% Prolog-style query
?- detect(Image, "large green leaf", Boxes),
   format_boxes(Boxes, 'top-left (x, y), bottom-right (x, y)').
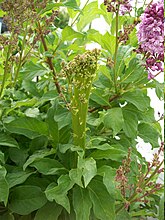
top-left (0, 151), bottom-right (4, 164)
top-left (90, 148), bottom-right (127, 162)
top-left (0, 133), bottom-right (19, 148)
top-left (46, 107), bottom-right (59, 145)
top-left (116, 209), bottom-right (131, 220)
top-left (23, 149), bottom-right (56, 170)
top-left (69, 168), bottom-right (83, 188)
top-left (103, 108), bottom-right (124, 137)
top-left (73, 186), bottom-right (92, 220)
top-left (6, 171), bottom-right (34, 188)
top-left (30, 158), bottom-right (66, 175)
top-left (138, 123), bottom-right (160, 148)
top-left (45, 175), bottom-right (74, 213)
top-left (120, 58), bottom-right (146, 84)
top-left (0, 166), bottom-right (9, 206)
top-left (122, 90), bottom-right (150, 112)
top-left (9, 185), bottom-right (47, 215)
top-left (63, 0), bottom-right (80, 10)
top-left (158, 195), bottom-right (164, 220)
top-left (122, 108), bottom-right (138, 138)
top-left (77, 1), bottom-right (100, 31)
top-left (88, 178), bottom-right (115, 220)
top-left (34, 202), bottom-right (62, 220)
top-left (0, 212), bottom-right (14, 220)
top-left (78, 157), bottom-right (97, 188)
top-left (62, 26), bottom-right (84, 41)
top-left (98, 166), bottom-right (116, 198)
top-left (115, 46), bottom-right (133, 77)
top-left (90, 88), bottom-right (111, 106)
top-left (20, 62), bottom-right (49, 80)
top-left (5, 117), bottom-right (49, 139)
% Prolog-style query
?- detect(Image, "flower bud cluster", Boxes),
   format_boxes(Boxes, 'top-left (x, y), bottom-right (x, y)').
top-left (115, 148), bottom-right (132, 197)
top-left (119, 19), bottom-right (139, 43)
top-left (62, 49), bottom-right (100, 94)
top-left (0, 0), bottom-right (58, 48)
top-left (115, 146), bottom-right (164, 208)
top-left (104, 0), bottom-right (132, 15)
top-left (137, 0), bottom-right (164, 79)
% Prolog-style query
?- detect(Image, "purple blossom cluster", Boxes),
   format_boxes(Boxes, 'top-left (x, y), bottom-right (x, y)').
top-left (137, 0), bottom-right (164, 79)
top-left (104, 0), bottom-right (132, 15)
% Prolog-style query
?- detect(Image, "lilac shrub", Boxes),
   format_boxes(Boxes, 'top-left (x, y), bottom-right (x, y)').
top-left (137, 0), bottom-right (164, 79)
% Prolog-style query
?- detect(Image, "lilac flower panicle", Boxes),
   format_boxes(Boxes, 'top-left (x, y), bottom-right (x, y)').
top-left (137, 0), bottom-right (164, 79)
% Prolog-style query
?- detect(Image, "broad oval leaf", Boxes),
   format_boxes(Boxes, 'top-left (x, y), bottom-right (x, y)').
top-left (34, 202), bottom-right (62, 220)
top-left (45, 175), bottom-right (74, 213)
top-left (122, 90), bottom-right (150, 112)
top-left (9, 185), bottom-right (47, 215)
top-left (88, 178), bottom-right (115, 220)
top-left (0, 133), bottom-right (19, 148)
top-left (138, 122), bottom-right (160, 148)
top-left (5, 117), bottom-right (49, 139)
top-left (0, 166), bottom-right (9, 206)
top-left (73, 186), bottom-right (92, 220)
top-left (90, 148), bottom-right (127, 162)
top-left (103, 108), bottom-right (124, 137)
top-left (30, 158), bottom-right (67, 175)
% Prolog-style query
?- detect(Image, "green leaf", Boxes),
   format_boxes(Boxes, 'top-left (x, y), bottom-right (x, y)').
top-left (122, 89), bottom-right (150, 111)
top-left (103, 108), bottom-right (124, 137)
top-left (46, 107), bottom-right (59, 145)
top-left (9, 185), bottom-right (47, 215)
top-left (102, 32), bottom-right (116, 55)
top-left (122, 108), bottom-right (138, 138)
top-left (98, 166), bottom-right (116, 198)
top-left (69, 168), bottom-right (83, 188)
top-left (20, 62), bottom-right (49, 80)
top-left (155, 81), bottom-right (164, 100)
top-left (8, 148), bottom-right (28, 166)
top-left (0, 166), bottom-right (9, 206)
top-left (62, 26), bottom-right (84, 41)
top-left (116, 209), bottom-right (131, 220)
top-left (6, 171), bottom-right (34, 188)
top-left (73, 186), bottom-right (92, 220)
top-left (90, 148), bottom-right (127, 162)
top-left (138, 123), bottom-right (160, 148)
top-left (88, 178), bottom-right (115, 220)
top-left (77, 1), bottom-right (100, 31)
top-left (120, 58), bottom-right (146, 84)
top-left (5, 117), bottom-right (49, 139)
top-left (22, 80), bottom-right (41, 97)
top-left (115, 46), bottom-right (133, 77)
top-left (78, 157), bottom-right (97, 188)
top-left (90, 88), bottom-right (110, 106)
top-left (30, 158), bottom-right (66, 175)
top-left (0, 212), bottom-right (14, 220)
top-left (23, 148), bottom-right (56, 170)
top-left (63, 0), bottom-right (80, 10)
top-left (0, 133), bottom-right (19, 148)
top-left (45, 175), bottom-right (74, 213)
top-left (158, 195), bottom-right (164, 220)
top-left (34, 202), bottom-right (62, 220)
top-left (0, 151), bottom-right (4, 163)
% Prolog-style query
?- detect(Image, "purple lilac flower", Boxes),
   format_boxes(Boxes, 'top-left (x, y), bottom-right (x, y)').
top-left (120, 1), bottom-right (132, 15)
top-left (137, 0), bottom-right (164, 79)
